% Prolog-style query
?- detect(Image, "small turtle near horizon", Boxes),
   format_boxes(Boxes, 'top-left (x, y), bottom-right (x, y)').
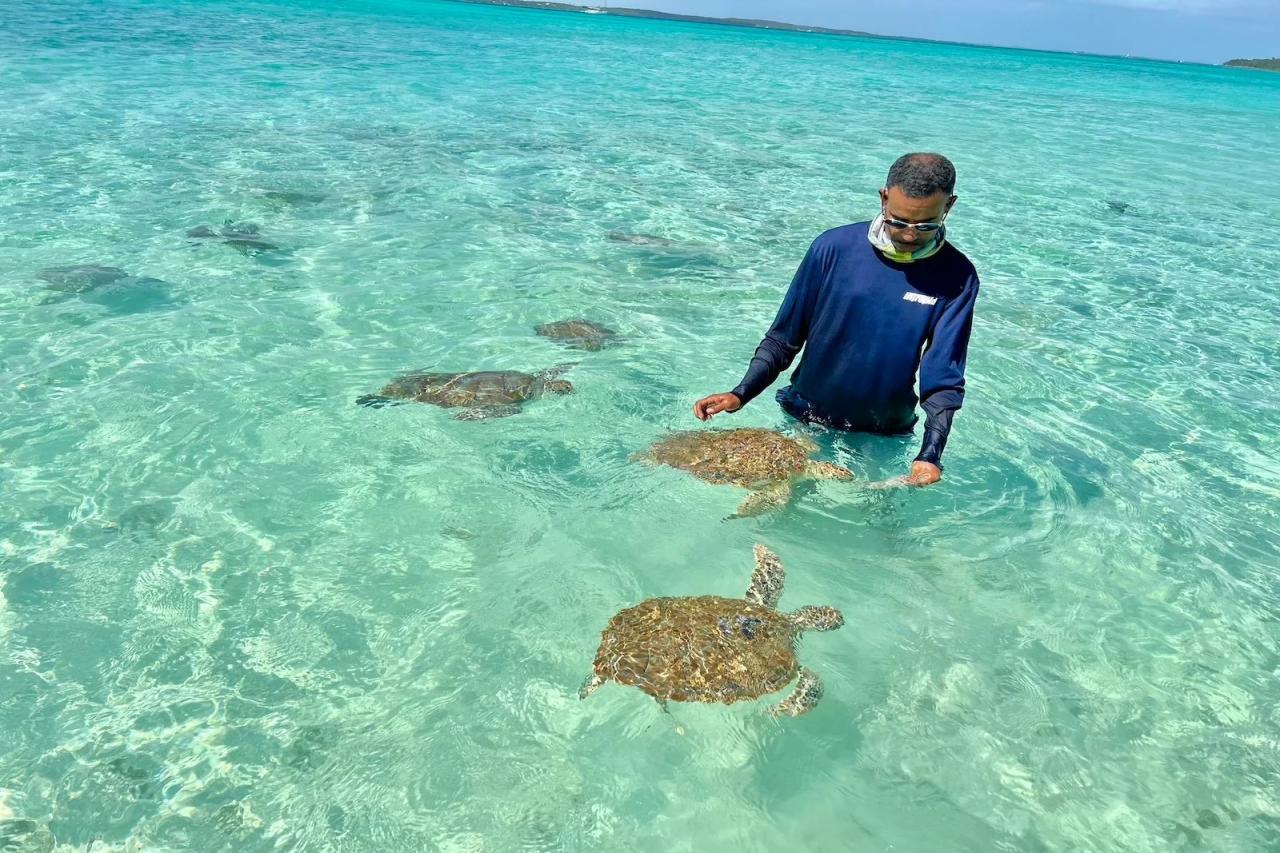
top-left (535, 318), bottom-right (618, 351)
top-left (637, 427), bottom-right (852, 516)
top-left (580, 543), bottom-right (843, 718)
top-left (356, 366), bottom-right (574, 420)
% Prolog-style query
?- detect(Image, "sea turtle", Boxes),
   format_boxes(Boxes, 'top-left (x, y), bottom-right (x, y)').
top-left (534, 318), bottom-right (618, 351)
top-left (580, 544), bottom-right (843, 718)
top-left (35, 266), bottom-right (172, 313)
top-left (260, 190), bottom-right (326, 206)
top-left (606, 231), bottom-right (675, 247)
top-left (638, 427), bottom-right (852, 516)
top-left (186, 221), bottom-right (280, 253)
top-left (36, 265), bottom-right (129, 293)
top-left (355, 366), bottom-right (573, 419)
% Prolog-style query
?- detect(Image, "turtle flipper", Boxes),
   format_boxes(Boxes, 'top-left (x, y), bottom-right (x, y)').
top-left (770, 668), bottom-right (823, 718)
top-left (579, 673), bottom-right (605, 699)
top-left (356, 394), bottom-right (401, 408)
top-left (733, 481), bottom-right (792, 517)
top-left (804, 460), bottom-right (853, 480)
top-left (787, 605), bottom-right (844, 632)
top-left (453, 404), bottom-right (522, 421)
top-left (745, 544), bottom-right (785, 608)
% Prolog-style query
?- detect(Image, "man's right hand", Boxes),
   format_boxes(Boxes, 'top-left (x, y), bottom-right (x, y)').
top-left (693, 392), bottom-right (743, 421)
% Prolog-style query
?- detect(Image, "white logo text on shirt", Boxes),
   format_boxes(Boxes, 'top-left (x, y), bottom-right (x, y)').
top-left (902, 292), bottom-right (938, 306)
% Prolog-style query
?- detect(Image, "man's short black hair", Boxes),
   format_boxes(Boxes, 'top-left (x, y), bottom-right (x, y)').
top-left (886, 153), bottom-right (956, 197)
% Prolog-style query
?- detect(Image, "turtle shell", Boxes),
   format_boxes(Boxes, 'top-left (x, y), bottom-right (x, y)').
top-left (645, 428), bottom-right (818, 487)
top-left (535, 319), bottom-right (616, 351)
top-left (591, 596), bottom-right (799, 704)
top-left (380, 371), bottom-right (540, 408)
top-left (36, 265), bottom-right (129, 293)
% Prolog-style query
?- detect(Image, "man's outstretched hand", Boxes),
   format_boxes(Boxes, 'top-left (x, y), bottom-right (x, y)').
top-left (693, 392), bottom-right (743, 421)
top-left (905, 460), bottom-right (942, 486)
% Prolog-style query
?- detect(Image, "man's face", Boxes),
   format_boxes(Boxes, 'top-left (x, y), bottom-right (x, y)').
top-left (878, 187), bottom-right (955, 254)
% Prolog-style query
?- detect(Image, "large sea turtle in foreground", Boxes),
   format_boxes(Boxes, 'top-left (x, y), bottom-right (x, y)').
top-left (580, 544), bottom-right (843, 718)
top-left (638, 427), bottom-right (852, 516)
top-left (534, 318), bottom-right (618, 351)
top-left (355, 366), bottom-right (573, 419)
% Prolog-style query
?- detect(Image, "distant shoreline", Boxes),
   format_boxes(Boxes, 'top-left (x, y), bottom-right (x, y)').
top-left (444, 0), bottom-right (1245, 67)
top-left (446, 0), bottom-right (875, 39)
top-left (1224, 58), bottom-right (1280, 72)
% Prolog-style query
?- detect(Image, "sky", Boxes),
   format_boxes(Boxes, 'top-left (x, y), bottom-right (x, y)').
top-left (562, 0), bottom-right (1280, 64)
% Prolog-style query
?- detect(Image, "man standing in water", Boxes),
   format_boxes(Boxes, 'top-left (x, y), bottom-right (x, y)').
top-left (694, 153), bottom-right (978, 486)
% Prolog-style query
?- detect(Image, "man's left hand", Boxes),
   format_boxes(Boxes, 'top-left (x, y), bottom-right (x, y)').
top-left (905, 461), bottom-right (942, 486)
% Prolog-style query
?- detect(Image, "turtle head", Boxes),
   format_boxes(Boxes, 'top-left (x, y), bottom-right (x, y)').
top-left (537, 363), bottom-right (577, 395)
top-left (789, 605), bottom-right (844, 632)
top-left (543, 379), bottom-right (573, 395)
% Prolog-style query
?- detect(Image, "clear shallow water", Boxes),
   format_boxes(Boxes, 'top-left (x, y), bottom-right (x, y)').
top-left (2, 0), bottom-right (1279, 849)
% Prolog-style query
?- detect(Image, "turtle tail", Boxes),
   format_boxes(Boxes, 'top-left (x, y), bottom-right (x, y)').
top-left (579, 673), bottom-right (606, 699)
top-left (745, 544), bottom-right (786, 608)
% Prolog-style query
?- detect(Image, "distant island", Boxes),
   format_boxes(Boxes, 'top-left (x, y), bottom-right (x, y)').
top-left (1224, 58), bottom-right (1280, 72)
top-left (448, 0), bottom-right (875, 39)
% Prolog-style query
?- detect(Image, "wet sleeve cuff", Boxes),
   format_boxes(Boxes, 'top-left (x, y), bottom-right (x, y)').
top-left (914, 429), bottom-right (948, 469)
top-left (914, 403), bottom-right (957, 468)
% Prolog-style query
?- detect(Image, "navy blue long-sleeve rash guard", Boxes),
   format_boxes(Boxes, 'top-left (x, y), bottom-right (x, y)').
top-left (731, 221), bottom-right (979, 467)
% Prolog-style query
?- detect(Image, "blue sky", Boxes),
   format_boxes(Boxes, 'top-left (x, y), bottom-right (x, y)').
top-left (566, 0), bottom-right (1280, 64)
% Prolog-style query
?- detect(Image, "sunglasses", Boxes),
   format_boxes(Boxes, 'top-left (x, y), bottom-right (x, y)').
top-left (881, 207), bottom-right (948, 233)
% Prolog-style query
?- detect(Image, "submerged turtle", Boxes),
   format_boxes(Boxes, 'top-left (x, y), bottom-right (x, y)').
top-left (260, 189), bottom-right (326, 206)
top-left (606, 231), bottom-right (675, 247)
top-left (186, 221), bottom-right (279, 253)
top-left (356, 366), bottom-right (573, 420)
top-left (534, 318), bottom-right (618, 351)
top-left (36, 265), bottom-right (128, 293)
top-left (35, 266), bottom-right (172, 313)
top-left (580, 544), bottom-right (843, 718)
top-left (638, 427), bottom-right (852, 516)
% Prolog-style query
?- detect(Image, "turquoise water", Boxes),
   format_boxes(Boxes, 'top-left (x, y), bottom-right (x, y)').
top-left (2, 0), bottom-right (1280, 848)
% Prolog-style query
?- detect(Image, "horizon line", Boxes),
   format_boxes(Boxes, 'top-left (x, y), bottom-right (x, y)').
top-left (445, 0), bottom-right (1262, 67)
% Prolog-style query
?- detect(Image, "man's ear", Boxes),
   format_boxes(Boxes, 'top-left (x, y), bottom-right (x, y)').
top-left (946, 194), bottom-right (958, 212)
top-left (878, 187), bottom-right (889, 206)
